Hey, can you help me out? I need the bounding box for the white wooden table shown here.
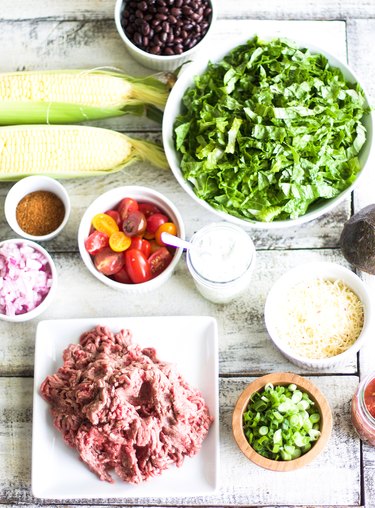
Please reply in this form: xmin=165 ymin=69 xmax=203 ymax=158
xmin=0 ymin=1 xmax=375 ymax=507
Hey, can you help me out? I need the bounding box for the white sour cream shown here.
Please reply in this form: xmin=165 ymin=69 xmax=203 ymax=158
xmin=187 ymin=222 xmax=256 ymax=303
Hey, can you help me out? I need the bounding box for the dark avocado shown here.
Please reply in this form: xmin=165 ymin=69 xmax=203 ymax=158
xmin=340 ymin=204 xmax=375 ymax=274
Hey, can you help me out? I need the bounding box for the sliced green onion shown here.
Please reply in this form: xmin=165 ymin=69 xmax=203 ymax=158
xmin=242 ymin=382 xmax=322 ymax=461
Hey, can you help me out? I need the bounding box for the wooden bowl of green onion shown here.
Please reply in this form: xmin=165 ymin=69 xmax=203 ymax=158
xmin=232 ymin=372 xmax=333 ymax=471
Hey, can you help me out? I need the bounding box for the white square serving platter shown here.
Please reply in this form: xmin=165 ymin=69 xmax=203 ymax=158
xmin=32 ymin=316 xmax=219 ymax=500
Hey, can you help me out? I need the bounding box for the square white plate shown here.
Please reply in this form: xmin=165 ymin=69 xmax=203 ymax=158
xmin=32 ymin=316 xmax=219 ymax=500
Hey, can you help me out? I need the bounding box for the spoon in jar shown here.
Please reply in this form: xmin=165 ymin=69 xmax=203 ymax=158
xmin=161 ymin=232 xmax=195 ymax=251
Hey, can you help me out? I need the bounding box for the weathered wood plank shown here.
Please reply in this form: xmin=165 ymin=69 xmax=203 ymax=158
xmin=0 ymin=0 xmax=374 ymax=21
xmin=0 ymin=376 xmax=360 ymax=506
xmin=0 ymin=248 xmax=356 ymax=377
xmin=0 ymin=153 xmax=351 ymax=254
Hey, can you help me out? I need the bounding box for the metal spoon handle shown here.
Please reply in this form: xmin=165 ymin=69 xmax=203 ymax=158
xmin=161 ymin=232 xmax=193 ymax=250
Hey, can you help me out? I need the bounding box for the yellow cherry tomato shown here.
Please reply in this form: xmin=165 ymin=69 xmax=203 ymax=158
xmin=155 ymin=222 xmax=177 ymax=246
xmin=92 ymin=213 xmax=119 ymax=237
xmin=109 ymin=231 xmax=132 ymax=252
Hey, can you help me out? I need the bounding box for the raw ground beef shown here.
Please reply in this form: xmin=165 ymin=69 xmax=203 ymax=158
xmin=40 ymin=325 xmax=213 ymax=484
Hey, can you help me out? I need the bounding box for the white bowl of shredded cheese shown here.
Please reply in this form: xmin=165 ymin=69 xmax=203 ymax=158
xmin=264 ymin=262 xmax=372 ymax=369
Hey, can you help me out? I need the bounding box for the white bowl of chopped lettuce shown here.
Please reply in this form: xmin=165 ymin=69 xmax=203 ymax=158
xmin=163 ymin=35 xmax=374 ymax=228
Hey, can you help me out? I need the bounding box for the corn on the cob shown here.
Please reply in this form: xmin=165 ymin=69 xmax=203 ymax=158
xmin=0 ymin=70 xmax=170 ymax=124
xmin=0 ymin=125 xmax=168 ymax=179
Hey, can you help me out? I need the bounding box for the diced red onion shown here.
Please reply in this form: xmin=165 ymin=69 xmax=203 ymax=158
xmin=0 ymin=242 xmax=53 ymax=316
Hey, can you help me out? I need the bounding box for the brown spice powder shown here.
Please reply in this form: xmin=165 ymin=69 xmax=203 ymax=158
xmin=16 ymin=190 xmax=65 ymax=236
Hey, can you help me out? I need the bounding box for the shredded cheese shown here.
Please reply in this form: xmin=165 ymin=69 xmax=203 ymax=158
xmin=275 ymin=278 xmax=364 ymax=359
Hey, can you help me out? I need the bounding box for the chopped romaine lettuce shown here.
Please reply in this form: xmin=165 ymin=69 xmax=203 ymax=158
xmin=174 ymin=37 xmax=368 ymax=222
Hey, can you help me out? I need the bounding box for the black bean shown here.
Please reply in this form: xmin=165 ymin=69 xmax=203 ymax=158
xmin=122 ymin=0 xmax=212 ymax=56
xmin=150 ymin=45 xmax=161 ymax=54
xmin=162 ymin=21 xmax=170 ymax=32
xmin=153 ymin=34 xmax=161 ymax=45
xmin=133 ymin=32 xmax=143 ymax=45
xmin=141 ymin=21 xmax=150 ymax=35
xmin=138 ymin=1 xmax=148 ymax=11
xmin=182 ymin=6 xmax=192 ymax=15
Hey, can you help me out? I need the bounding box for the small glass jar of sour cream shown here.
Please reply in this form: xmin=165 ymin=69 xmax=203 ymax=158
xmin=186 ymin=222 xmax=256 ymax=304
xmin=351 ymin=371 xmax=375 ymax=446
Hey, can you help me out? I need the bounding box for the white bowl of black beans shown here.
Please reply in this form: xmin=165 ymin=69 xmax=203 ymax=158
xmin=114 ymin=0 xmax=216 ymax=71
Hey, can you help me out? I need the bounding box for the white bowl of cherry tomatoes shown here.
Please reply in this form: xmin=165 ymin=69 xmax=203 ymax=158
xmin=78 ymin=185 xmax=185 ymax=293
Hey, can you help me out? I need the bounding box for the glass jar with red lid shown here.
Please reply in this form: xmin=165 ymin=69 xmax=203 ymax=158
xmin=351 ymin=371 xmax=375 ymax=446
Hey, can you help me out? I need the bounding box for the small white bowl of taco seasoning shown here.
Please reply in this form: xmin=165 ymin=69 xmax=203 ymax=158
xmin=4 ymin=175 xmax=71 ymax=241
xmin=264 ymin=262 xmax=373 ymax=369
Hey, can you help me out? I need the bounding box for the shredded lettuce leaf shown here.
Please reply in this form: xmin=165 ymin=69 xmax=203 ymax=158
xmin=174 ymin=37 xmax=368 ymax=222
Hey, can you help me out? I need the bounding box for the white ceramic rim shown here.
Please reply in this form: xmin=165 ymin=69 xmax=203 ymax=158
xmin=264 ymin=262 xmax=373 ymax=368
xmin=77 ymin=185 xmax=185 ymax=293
xmin=114 ymin=0 xmax=217 ymax=64
xmin=162 ymin=34 xmax=374 ymax=230
xmin=0 ymin=239 xmax=58 ymax=322
xmin=4 ymin=175 xmax=71 ymax=241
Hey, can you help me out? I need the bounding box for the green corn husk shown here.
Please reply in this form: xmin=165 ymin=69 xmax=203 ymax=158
xmin=0 ymin=69 xmax=170 ymax=125
xmin=0 ymin=124 xmax=168 ymax=180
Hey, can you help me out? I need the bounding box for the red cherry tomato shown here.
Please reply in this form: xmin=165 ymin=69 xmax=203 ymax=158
xmin=149 ymin=239 xmax=161 ymax=254
xmin=146 ymin=213 xmax=169 ymax=235
xmin=122 ymin=211 xmax=147 ymax=237
xmin=131 ymin=237 xmax=151 ymax=258
xmin=105 ymin=209 xmax=122 ymax=228
xmin=84 ymin=230 xmax=109 ymax=255
xmin=125 ymin=249 xmax=152 ymax=284
xmin=155 ymin=222 xmax=177 ymax=246
xmin=92 ymin=213 xmax=119 ymax=236
xmin=94 ymin=247 xmax=124 ymax=276
xmin=148 ymin=247 xmax=173 ymax=278
xmin=138 ymin=202 xmax=162 ymax=218
xmin=113 ymin=267 xmax=132 ymax=284
xmin=117 ymin=197 xmax=139 ymax=221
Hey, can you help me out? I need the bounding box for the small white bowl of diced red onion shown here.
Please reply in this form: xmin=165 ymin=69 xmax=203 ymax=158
xmin=78 ymin=186 xmax=185 ymax=293
xmin=0 ymin=238 xmax=58 ymax=322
